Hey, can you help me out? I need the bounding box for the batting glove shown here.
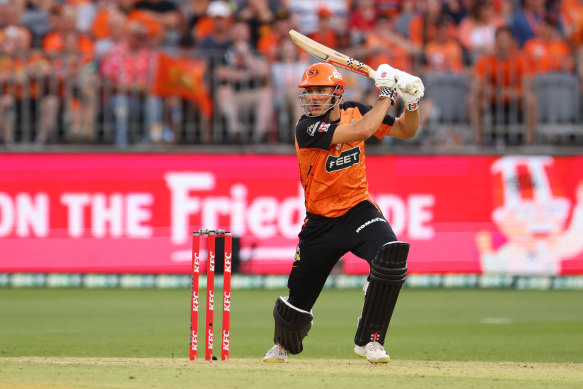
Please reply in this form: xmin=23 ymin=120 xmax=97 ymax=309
xmin=375 ymin=64 xmax=398 ymax=100
xmin=379 ymin=88 xmax=397 ymax=100
xmin=396 ymin=71 xmax=424 ymax=111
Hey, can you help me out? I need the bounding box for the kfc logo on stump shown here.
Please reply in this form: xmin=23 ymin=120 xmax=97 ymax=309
xmin=192 ymin=291 xmax=199 ymax=312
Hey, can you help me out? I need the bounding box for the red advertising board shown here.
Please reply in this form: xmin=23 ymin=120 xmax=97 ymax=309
xmin=1 ymin=154 xmax=582 ymax=275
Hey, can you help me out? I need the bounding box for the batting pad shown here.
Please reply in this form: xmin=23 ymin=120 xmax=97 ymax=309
xmin=273 ymin=296 xmax=313 ymax=355
xmin=354 ymin=241 xmax=409 ymax=347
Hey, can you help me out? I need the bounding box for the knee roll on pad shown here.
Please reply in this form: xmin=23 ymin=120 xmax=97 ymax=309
xmin=273 ymin=296 xmax=313 ymax=354
xmin=369 ymin=241 xmax=408 ymax=284
xmin=354 ymin=241 xmax=409 ymax=347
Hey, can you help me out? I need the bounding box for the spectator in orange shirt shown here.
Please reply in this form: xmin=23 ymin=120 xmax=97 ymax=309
xmin=561 ymin=0 xmax=583 ymax=47
xmin=0 ymin=4 xmax=32 ymax=50
xmin=257 ymin=8 xmax=297 ymax=64
xmin=309 ymin=7 xmax=339 ymax=50
xmin=409 ymin=0 xmax=457 ymax=47
xmin=468 ymin=26 xmax=537 ymax=145
xmin=458 ymin=0 xmax=506 ymax=63
xmin=41 ymin=4 xmax=99 ymax=143
xmin=56 ymin=30 xmax=99 ymax=143
xmin=43 ymin=5 xmax=94 ymax=56
xmin=424 ymin=15 xmax=465 ymax=73
xmin=421 ymin=15 xmax=466 ymax=145
xmin=523 ymin=15 xmax=574 ymax=74
xmin=92 ymin=0 xmax=124 ymax=41
xmin=395 ymin=0 xmax=417 ymax=39
xmin=0 ymin=28 xmax=59 ymax=146
xmin=561 ymin=0 xmax=583 ymax=89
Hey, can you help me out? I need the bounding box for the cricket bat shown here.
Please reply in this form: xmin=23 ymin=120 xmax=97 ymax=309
xmin=289 ymin=29 xmax=376 ymax=79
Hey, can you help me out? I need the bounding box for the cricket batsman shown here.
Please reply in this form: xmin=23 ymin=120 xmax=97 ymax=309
xmin=262 ymin=62 xmax=424 ymax=363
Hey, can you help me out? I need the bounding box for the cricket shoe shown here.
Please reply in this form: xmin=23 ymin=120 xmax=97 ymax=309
xmin=354 ymin=341 xmax=391 ymax=363
xmin=262 ymin=344 xmax=289 ymax=363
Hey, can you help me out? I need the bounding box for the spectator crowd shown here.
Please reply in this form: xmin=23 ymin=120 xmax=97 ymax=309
xmin=0 ymin=0 xmax=582 ymax=149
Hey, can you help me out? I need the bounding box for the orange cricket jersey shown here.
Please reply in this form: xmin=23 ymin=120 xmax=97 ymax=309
xmin=409 ymin=16 xmax=458 ymax=45
xmin=475 ymin=51 xmax=528 ymax=87
xmin=424 ymin=40 xmax=464 ymax=73
xmin=295 ymin=101 xmax=394 ymax=218
xmin=523 ymin=38 xmax=574 ymax=73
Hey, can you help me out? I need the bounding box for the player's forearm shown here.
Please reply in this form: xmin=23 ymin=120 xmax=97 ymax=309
xmin=355 ymin=97 xmax=393 ymax=137
xmin=397 ymin=108 xmax=420 ymax=138
xmin=330 ymin=97 xmax=391 ymax=144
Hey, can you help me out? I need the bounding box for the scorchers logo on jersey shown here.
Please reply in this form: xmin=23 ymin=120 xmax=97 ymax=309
xmin=325 ymin=146 xmax=361 ymax=172
xmin=307 ymin=121 xmax=331 ymax=136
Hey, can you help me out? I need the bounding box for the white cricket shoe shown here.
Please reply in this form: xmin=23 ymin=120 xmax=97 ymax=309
xmin=354 ymin=341 xmax=391 ymax=363
xmin=262 ymin=344 xmax=289 ymax=363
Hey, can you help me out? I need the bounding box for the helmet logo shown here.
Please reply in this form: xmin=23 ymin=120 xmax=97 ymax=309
xmin=307 ymin=69 xmax=319 ymax=78
xmin=333 ymin=70 xmax=342 ymax=79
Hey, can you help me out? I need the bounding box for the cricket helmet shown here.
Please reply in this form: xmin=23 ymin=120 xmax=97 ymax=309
xmin=298 ymin=62 xmax=346 ymax=117
xmin=298 ymin=62 xmax=346 ymax=95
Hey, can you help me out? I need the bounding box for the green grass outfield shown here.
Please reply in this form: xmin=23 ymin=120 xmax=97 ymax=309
xmin=0 ymin=288 xmax=582 ymax=388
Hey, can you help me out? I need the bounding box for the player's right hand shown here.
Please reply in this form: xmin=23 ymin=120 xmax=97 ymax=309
xmin=375 ymin=64 xmax=398 ymax=90
xmin=396 ymin=71 xmax=424 ymax=111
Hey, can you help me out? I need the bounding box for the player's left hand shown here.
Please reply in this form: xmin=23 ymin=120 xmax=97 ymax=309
xmin=375 ymin=64 xmax=398 ymax=89
xmin=396 ymin=71 xmax=424 ymax=111
xmin=375 ymin=64 xmax=399 ymax=101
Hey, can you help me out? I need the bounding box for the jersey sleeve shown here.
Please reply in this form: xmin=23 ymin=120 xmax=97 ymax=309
xmin=295 ymin=116 xmax=337 ymax=150
xmin=345 ymin=101 xmax=395 ymax=139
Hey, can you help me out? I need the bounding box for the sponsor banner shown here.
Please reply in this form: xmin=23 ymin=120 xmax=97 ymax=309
xmin=1 ymin=273 xmax=583 ymax=290
xmin=0 ymin=154 xmax=582 ymax=275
